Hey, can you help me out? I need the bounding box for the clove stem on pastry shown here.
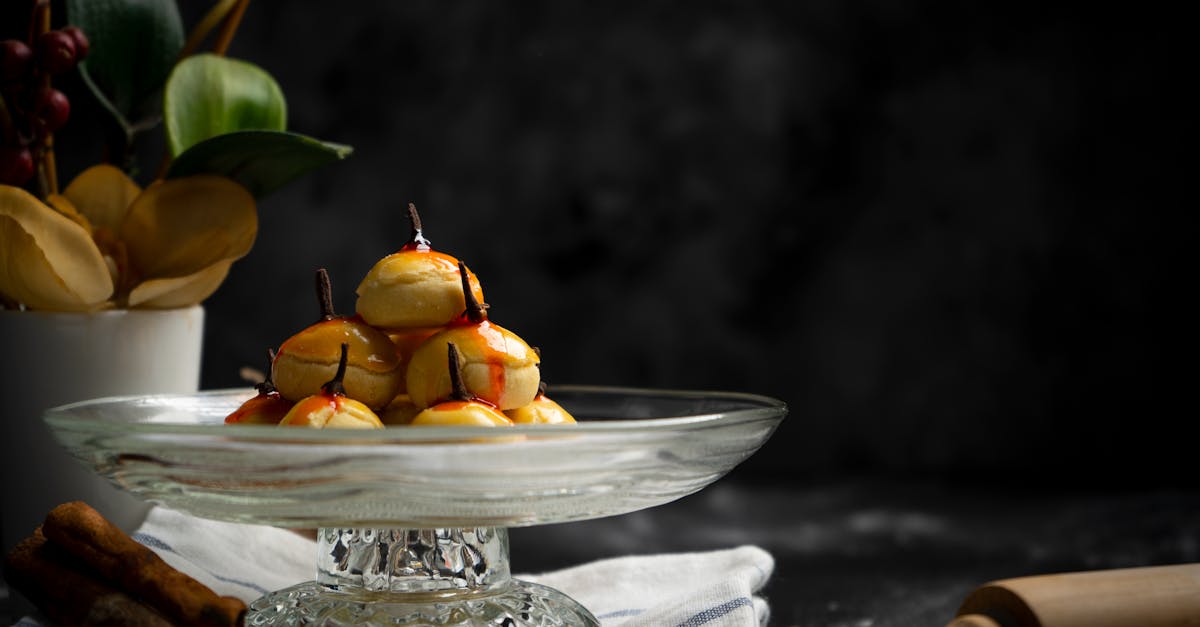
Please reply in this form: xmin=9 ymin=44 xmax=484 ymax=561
xmin=459 ymin=261 xmax=489 ymax=324
xmin=321 ymin=343 xmax=350 ymax=396
xmin=315 ymin=268 xmax=336 ymax=321
xmin=407 ymin=202 xmax=432 ymax=249
xmin=447 ymin=342 xmax=473 ymax=402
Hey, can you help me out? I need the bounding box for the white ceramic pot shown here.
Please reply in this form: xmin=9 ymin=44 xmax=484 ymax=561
xmin=0 ymin=306 xmax=204 ymax=553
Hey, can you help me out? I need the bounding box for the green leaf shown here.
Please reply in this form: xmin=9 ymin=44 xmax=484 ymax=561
xmin=164 ymin=54 xmax=287 ymax=157
xmin=166 ymin=130 xmax=353 ymax=198
xmin=67 ymin=0 xmax=184 ymax=135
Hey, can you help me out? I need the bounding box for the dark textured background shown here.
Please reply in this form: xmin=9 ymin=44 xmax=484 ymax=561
xmin=7 ymin=1 xmax=1192 ymax=485
xmin=2 ymin=4 xmax=1195 ymax=624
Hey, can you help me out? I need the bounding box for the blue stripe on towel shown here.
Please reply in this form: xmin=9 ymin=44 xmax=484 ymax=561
xmin=674 ymin=597 xmax=753 ymax=627
xmin=133 ymin=532 xmax=173 ymax=552
xmin=134 ymin=532 xmax=271 ymax=595
xmin=598 ymin=608 xmax=646 ymax=619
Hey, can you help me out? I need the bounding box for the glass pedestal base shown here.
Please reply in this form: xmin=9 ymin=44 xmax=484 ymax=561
xmin=244 ymin=527 xmax=598 ymax=626
xmin=246 ymin=579 xmax=597 ymax=626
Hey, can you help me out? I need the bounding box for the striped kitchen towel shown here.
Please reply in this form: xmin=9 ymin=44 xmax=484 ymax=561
xmin=521 ymin=545 xmax=773 ymax=626
xmin=131 ymin=506 xmax=774 ymax=626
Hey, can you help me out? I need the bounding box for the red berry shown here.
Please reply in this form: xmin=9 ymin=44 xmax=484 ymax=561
xmin=31 ymin=87 xmax=70 ymax=134
xmin=36 ymin=31 xmax=76 ymax=75
xmin=62 ymin=26 xmax=90 ymax=61
xmin=1 ymin=39 xmax=34 ymax=82
xmin=0 ymin=146 xmax=35 ymax=186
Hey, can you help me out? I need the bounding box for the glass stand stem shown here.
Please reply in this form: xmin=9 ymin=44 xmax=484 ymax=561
xmin=246 ymin=527 xmax=598 ymax=626
xmin=317 ymin=527 xmax=510 ymax=594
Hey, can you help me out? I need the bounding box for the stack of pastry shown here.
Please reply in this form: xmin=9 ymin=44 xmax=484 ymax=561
xmin=225 ymin=204 xmax=574 ymax=429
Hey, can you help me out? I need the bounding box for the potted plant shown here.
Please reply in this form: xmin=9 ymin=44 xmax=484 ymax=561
xmin=0 ymin=0 xmax=352 ymax=551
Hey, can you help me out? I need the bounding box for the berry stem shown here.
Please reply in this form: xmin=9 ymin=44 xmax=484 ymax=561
xmin=27 ymin=0 xmax=46 ymax=45
xmin=211 ymin=0 xmax=250 ymax=56
xmin=33 ymin=162 xmax=49 ymax=198
xmin=30 ymin=0 xmax=58 ymax=198
xmin=0 ymin=94 xmax=16 ymax=146
xmin=41 ymin=136 xmax=57 ymax=195
xmin=315 ymin=268 xmax=336 ymax=321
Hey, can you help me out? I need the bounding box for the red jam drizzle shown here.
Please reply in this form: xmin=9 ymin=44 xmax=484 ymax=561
xmin=438 ymin=322 xmax=537 ymax=401
xmin=400 ymin=240 xmax=431 ymax=253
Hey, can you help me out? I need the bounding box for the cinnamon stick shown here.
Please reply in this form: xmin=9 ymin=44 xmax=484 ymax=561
xmin=41 ymin=501 xmax=246 ymax=627
xmin=3 ymin=527 xmax=172 ymax=626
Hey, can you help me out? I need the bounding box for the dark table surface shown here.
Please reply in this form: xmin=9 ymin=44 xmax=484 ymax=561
xmin=510 ymin=477 xmax=1200 ymax=626
xmin=4 ymin=477 xmax=1198 ymax=626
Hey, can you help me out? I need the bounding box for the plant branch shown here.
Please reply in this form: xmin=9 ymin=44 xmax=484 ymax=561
xmin=211 ymin=0 xmax=251 ymax=56
xmin=27 ymin=0 xmax=46 ymax=45
xmin=178 ymin=0 xmax=240 ymax=60
xmin=33 ymin=0 xmax=57 ymax=197
xmin=0 ymin=94 xmax=16 ymax=146
xmin=42 ymin=136 xmax=57 ymax=195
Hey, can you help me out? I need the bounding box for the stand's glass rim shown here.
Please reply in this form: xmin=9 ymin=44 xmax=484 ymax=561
xmin=44 ymin=384 xmax=788 ymax=443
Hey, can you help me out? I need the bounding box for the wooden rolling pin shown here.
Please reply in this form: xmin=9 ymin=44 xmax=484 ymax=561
xmin=948 ymin=563 xmax=1200 ymax=627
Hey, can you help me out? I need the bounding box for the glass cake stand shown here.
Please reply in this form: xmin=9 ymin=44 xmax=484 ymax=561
xmin=44 ymin=385 xmax=787 ymax=626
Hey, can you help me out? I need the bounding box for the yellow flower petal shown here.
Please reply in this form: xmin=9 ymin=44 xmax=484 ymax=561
xmin=0 ymin=186 xmax=114 ymax=311
xmin=127 ymin=259 xmax=232 ymax=308
xmin=46 ymin=194 xmax=93 ymax=233
xmin=119 ymin=175 xmax=257 ymax=280
xmin=62 ymin=164 xmax=142 ymax=232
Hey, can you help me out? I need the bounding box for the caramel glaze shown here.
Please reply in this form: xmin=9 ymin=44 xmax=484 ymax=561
xmin=411 ymin=399 xmax=513 ymax=427
xmin=224 ymin=393 xmax=294 ymax=425
xmin=374 ymin=247 xmax=484 ymax=297
xmin=395 ymin=247 xmax=456 ymax=270
xmin=276 ymin=315 xmax=399 ymax=372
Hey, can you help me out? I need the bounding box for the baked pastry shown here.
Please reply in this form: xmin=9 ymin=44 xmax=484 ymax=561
xmin=278 ymin=344 xmax=385 ymax=429
xmin=355 ymin=203 xmax=483 ymax=328
xmin=272 ymin=269 xmax=402 ymax=409
xmin=409 ymin=343 xmax=512 ymax=427
xmin=505 ymin=383 xmax=576 ymax=424
xmin=405 ymin=262 xmax=540 ymax=410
